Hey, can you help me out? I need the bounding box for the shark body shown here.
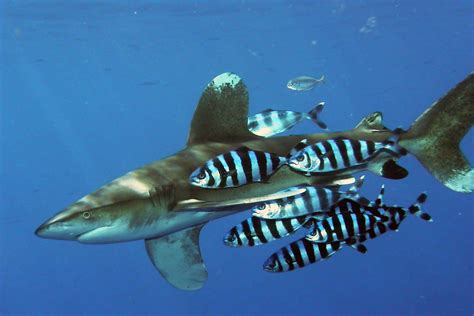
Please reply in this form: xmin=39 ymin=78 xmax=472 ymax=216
xmin=36 ymin=72 xmax=474 ymax=290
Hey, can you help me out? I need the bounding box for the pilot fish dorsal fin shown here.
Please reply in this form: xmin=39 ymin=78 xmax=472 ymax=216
xmin=145 ymin=224 xmax=207 ymax=291
xmin=187 ymin=72 xmax=259 ymax=146
xmin=355 ymin=111 xmax=387 ymax=132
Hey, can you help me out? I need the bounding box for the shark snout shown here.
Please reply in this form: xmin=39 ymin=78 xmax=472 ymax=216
xmin=35 ymin=212 xmax=90 ymax=241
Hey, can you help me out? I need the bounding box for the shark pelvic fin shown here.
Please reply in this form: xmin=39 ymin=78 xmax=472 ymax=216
xmin=400 ymin=74 xmax=474 ymax=193
xmin=145 ymin=224 xmax=207 ymax=291
xmin=187 ymin=72 xmax=259 ymax=146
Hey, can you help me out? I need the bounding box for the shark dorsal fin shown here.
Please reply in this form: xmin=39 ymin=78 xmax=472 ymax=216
xmin=355 ymin=111 xmax=387 ymax=131
xmin=187 ymin=72 xmax=259 ymax=146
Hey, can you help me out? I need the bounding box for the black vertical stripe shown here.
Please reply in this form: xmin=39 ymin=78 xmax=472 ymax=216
xmin=282 ymin=218 xmax=295 ymax=233
xmin=335 ymin=138 xmax=351 ymax=167
xmin=302 ymin=239 xmax=316 ymax=263
xmin=270 ymin=154 xmax=281 ymax=172
xmin=237 ymin=150 xmax=253 ymax=183
xmin=344 ymin=213 xmax=355 ymax=238
xmin=254 ymin=150 xmax=268 ymax=179
xmin=312 ymin=145 xmax=325 ymax=170
xmin=317 ymin=188 xmax=330 ymax=210
xmin=322 ymin=219 xmax=333 ymax=242
xmin=213 ymin=158 xmax=227 ymax=188
xmin=252 ymin=217 xmax=268 ymax=244
xmin=322 ymin=141 xmax=338 ymax=169
xmin=367 ymin=141 xmax=376 ymax=155
xmin=241 ymin=220 xmax=255 ymax=246
xmin=318 ymin=242 xmax=329 ymax=258
xmin=281 ymin=247 xmax=295 ymax=271
xmin=204 ymin=167 xmax=215 ymax=187
xmin=356 ymin=213 xmax=366 ymax=234
xmin=333 ymin=215 xmax=345 ymax=241
xmin=231 ymin=227 xmax=242 ymax=246
xmin=290 ymin=242 xmax=305 ymax=267
xmin=266 ymin=219 xmax=281 ymax=238
xmin=350 ymin=139 xmax=363 ymax=162
xmin=223 ymin=152 xmax=239 ymax=186
xmin=302 ymin=191 xmax=314 ymax=214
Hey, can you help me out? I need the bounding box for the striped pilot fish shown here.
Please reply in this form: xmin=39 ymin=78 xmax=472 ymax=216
xmin=223 ymin=215 xmax=309 ymax=247
xmin=189 ymin=146 xmax=286 ymax=189
xmin=305 ymin=212 xmax=380 ymax=243
xmin=223 ymin=184 xmax=386 ymax=248
xmin=263 ymin=191 xmax=432 ymax=273
xmin=252 ymin=176 xmax=368 ymax=220
xmin=248 ymin=102 xmax=327 ymax=137
xmin=263 ymin=238 xmax=344 ymax=272
xmin=353 ymin=191 xmax=431 ymax=241
xmin=288 ymin=130 xmax=409 ymax=179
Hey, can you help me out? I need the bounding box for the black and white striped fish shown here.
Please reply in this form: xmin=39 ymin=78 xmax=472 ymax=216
xmin=263 ymin=190 xmax=432 ymax=273
xmin=252 ymin=176 xmax=368 ymax=220
xmin=189 ymin=146 xmax=286 ymax=189
xmin=248 ymin=102 xmax=327 ymax=137
xmin=305 ymin=212 xmax=379 ymax=243
xmin=345 ymin=192 xmax=431 ymax=253
xmin=288 ymin=131 xmax=408 ymax=179
xmin=263 ymin=238 xmax=343 ymax=272
xmin=223 ymin=215 xmax=309 ymax=247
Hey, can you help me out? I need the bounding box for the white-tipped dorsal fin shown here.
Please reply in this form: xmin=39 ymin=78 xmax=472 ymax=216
xmin=145 ymin=224 xmax=207 ymax=291
xmin=187 ymin=72 xmax=259 ymax=146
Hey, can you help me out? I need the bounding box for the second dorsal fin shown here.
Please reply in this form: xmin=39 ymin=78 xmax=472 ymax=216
xmin=187 ymin=72 xmax=259 ymax=146
xmin=355 ymin=111 xmax=387 ymax=131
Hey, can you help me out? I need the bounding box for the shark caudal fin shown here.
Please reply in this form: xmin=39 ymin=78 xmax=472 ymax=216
xmin=145 ymin=224 xmax=207 ymax=291
xmin=400 ymin=74 xmax=474 ymax=193
xmin=187 ymin=72 xmax=259 ymax=146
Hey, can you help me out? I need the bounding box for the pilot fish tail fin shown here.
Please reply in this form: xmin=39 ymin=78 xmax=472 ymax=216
xmin=307 ymin=102 xmax=328 ymax=130
xmin=407 ymin=192 xmax=432 ymax=222
xmin=187 ymin=72 xmax=259 ymax=146
xmin=399 ymin=74 xmax=474 ymax=193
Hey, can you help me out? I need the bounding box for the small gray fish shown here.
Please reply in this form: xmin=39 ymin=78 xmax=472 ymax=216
xmin=248 ymin=102 xmax=327 ymax=137
xmin=287 ymin=75 xmax=325 ymax=91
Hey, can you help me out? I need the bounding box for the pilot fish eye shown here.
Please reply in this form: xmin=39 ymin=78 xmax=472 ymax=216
xmin=197 ymin=172 xmax=206 ymax=180
xmin=296 ymin=155 xmax=305 ymax=162
xmin=257 ymin=203 xmax=266 ymax=210
xmin=82 ymin=211 xmax=91 ymax=219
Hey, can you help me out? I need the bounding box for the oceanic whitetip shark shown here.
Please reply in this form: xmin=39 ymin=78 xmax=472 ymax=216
xmin=36 ymin=72 xmax=474 ymax=290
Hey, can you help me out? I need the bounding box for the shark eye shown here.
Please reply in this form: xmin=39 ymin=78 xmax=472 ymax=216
xmin=82 ymin=211 xmax=91 ymax=219
xmin=257 ymin=203 xmax=266 ymax=210
xmin=197 ymin=171 xmax=206 ymax=180
xmin=296 ymin=155 xmax=305 ymax=162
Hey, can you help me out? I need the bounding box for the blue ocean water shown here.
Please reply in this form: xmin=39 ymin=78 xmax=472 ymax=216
xmin=1 ymin=1 xmax=473 ymax=315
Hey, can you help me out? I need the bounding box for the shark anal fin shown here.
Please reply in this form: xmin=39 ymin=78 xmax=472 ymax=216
xmin=145 ymin=224 xmax=207 ymax=291
xmin=187 ymin=72 xmax=258 ymax=146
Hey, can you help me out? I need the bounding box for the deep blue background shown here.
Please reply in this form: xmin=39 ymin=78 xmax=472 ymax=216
xmin=1 ymin=1 xmax=473 ymax=315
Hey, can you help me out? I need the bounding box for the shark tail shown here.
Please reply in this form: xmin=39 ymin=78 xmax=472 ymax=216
xmin=399 ymin=74 xmax=474 ymax=193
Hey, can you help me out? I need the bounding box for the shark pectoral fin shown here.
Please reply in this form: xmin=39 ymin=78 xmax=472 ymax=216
xmin=187 ymin=72 xmax=259 ymax=146
xmin=145 ymin=224 xmax=207 ymax=291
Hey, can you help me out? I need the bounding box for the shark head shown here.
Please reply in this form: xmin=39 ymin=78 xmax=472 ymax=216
xmin=34 ymin=200 xmax=147 ymax=244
